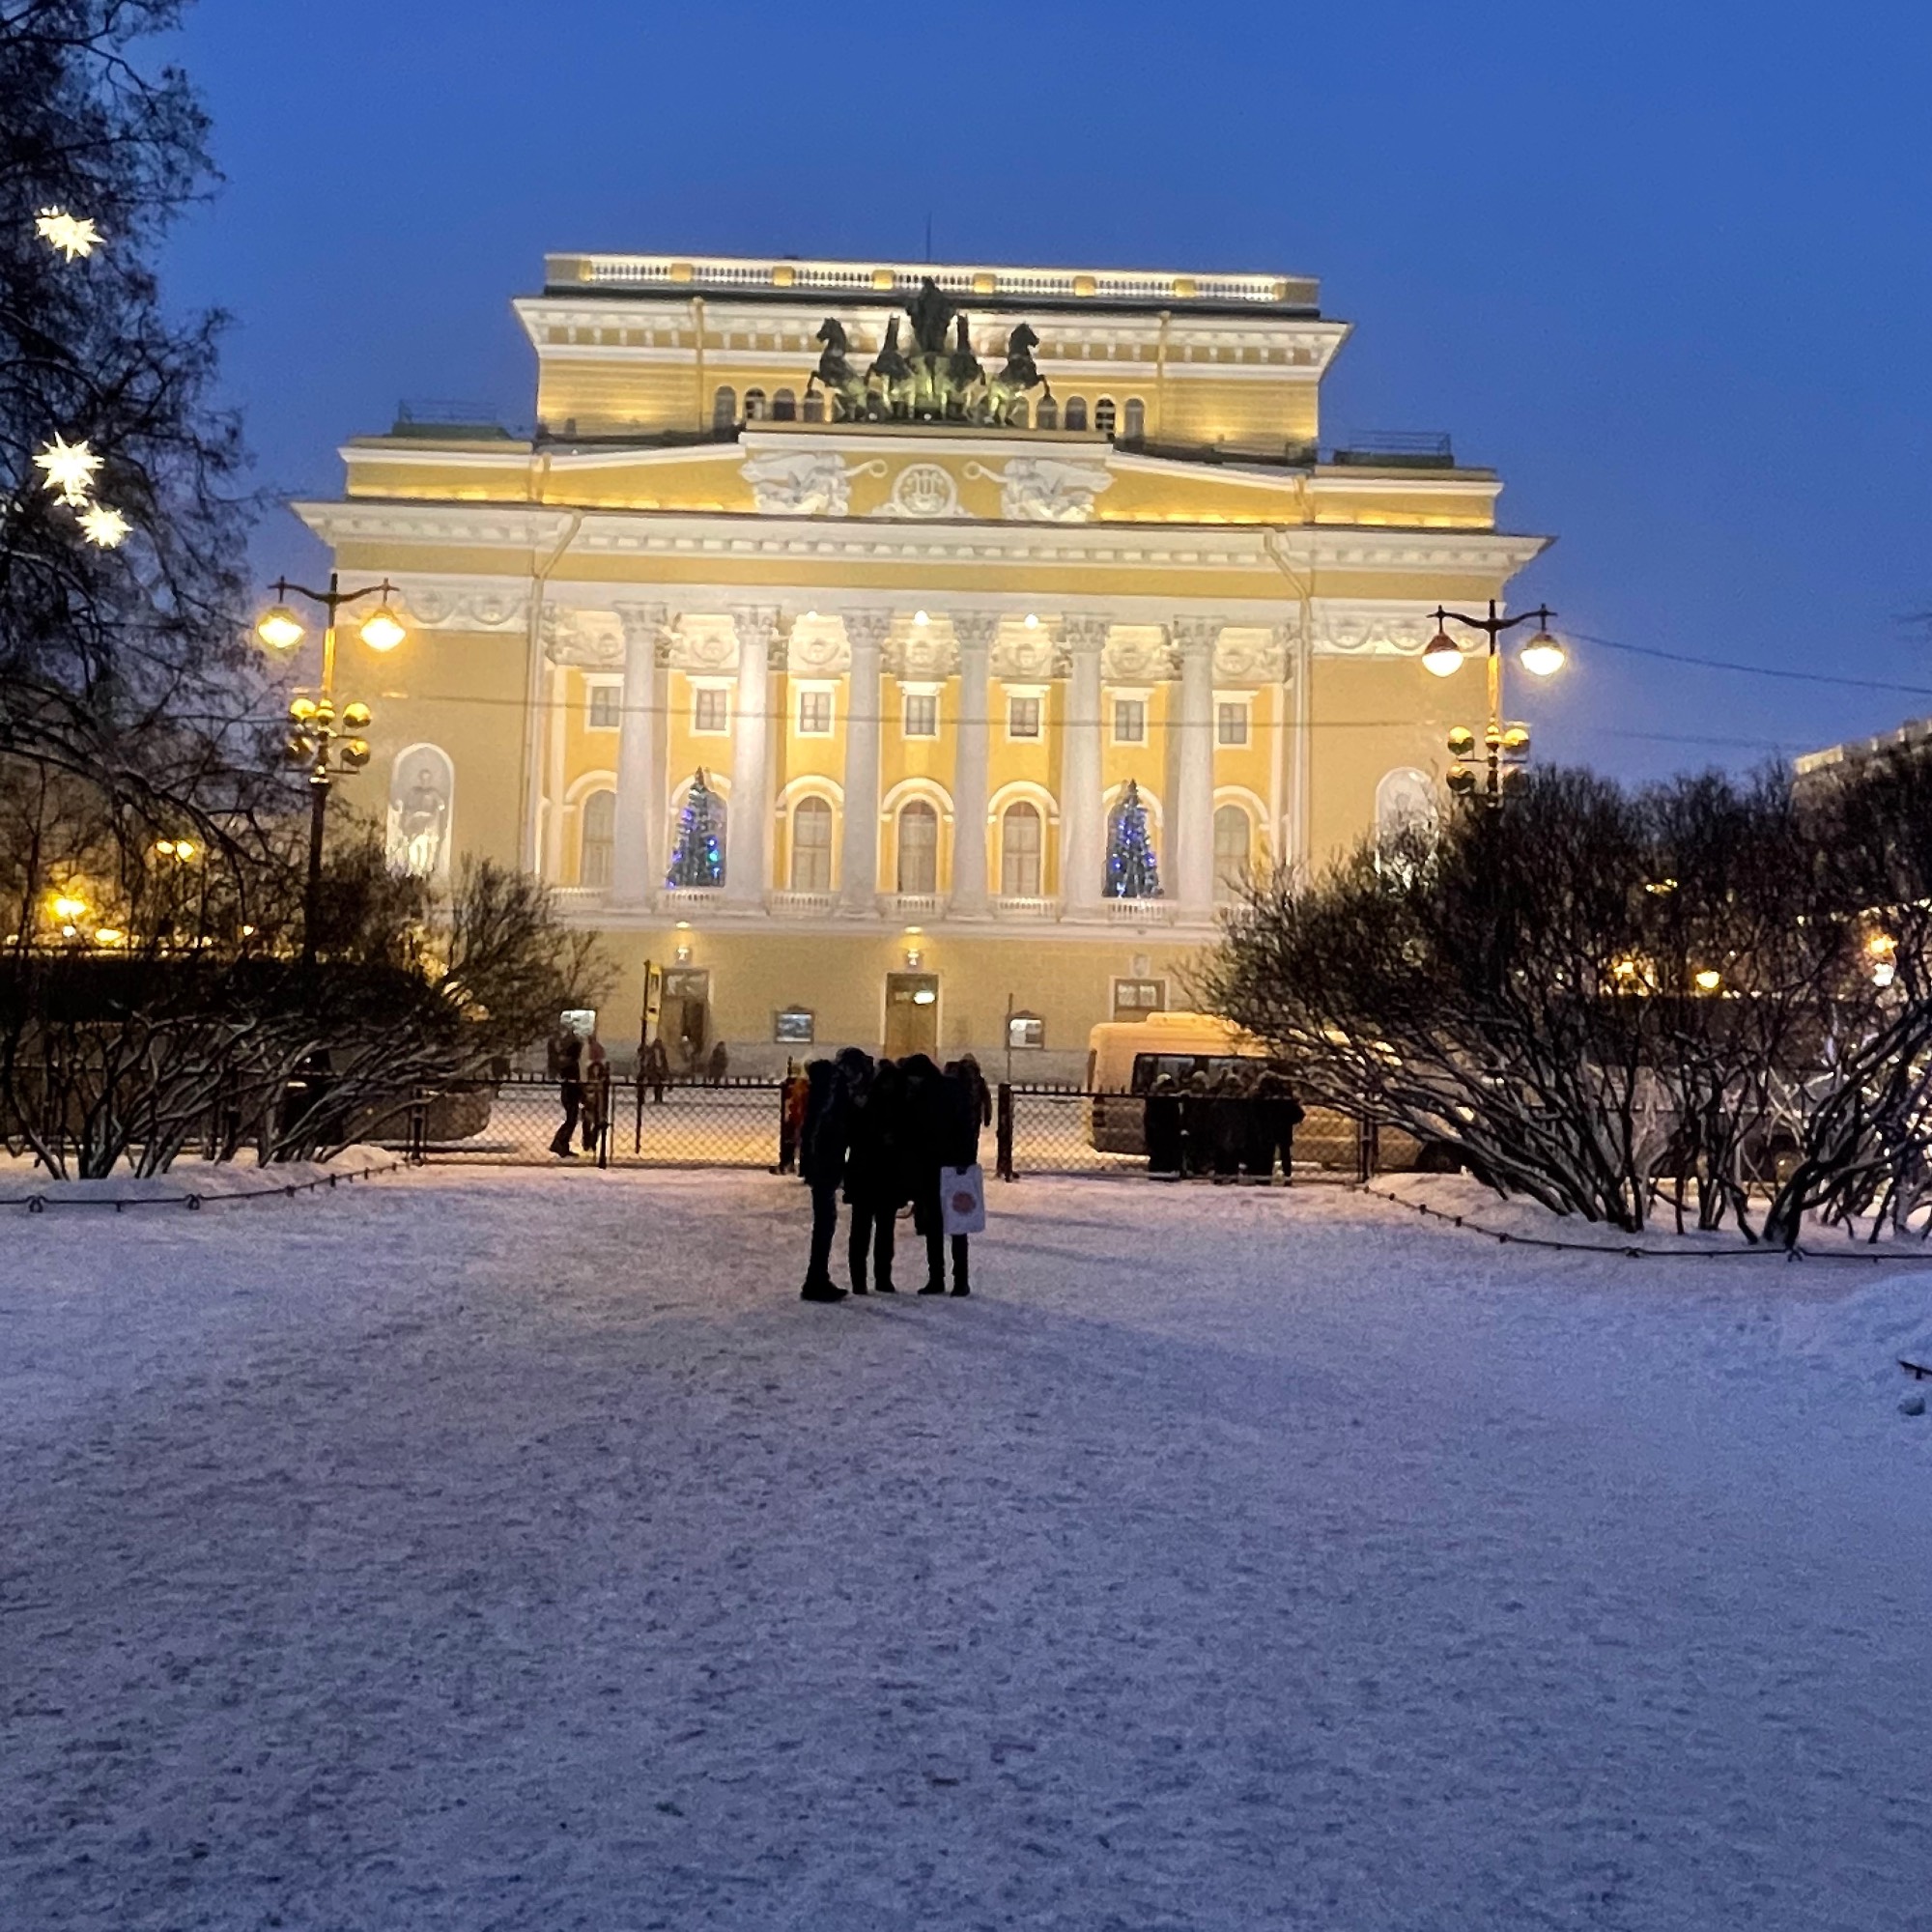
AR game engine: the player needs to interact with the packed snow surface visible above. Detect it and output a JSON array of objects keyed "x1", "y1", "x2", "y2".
[{"x1": 4, "y1": 1168, "x2": 1931, "y2": 1930}]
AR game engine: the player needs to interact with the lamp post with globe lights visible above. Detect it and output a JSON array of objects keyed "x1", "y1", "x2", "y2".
[
  {"x1": 254, "y1": 574, "x2": 407, "y2": 963},
  {"x1": 1420, "y1": 601, "x2": 1567, "y2": 806}
]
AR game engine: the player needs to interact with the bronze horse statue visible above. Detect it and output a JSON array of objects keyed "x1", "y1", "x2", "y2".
[
  {"x1": 806, "y1": 318, "x2": 868, "y2": 421},
  {"x1": 867, "y1": 315, "x2": 917, "y2": 419},
  {"x1": 982, "y1": 322, "x2": 1052, "y2": 425}
]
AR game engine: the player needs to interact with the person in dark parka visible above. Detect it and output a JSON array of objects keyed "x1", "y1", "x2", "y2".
[
  {"x1": 844, "y1": 1056, "x2": 907, "y2": 1293},
  {"x1": 931, "y1": 1059, "x2": 983, "y2": 1294},
  {"x1": 1144, "y1": 1074, "x2": 1182, "y2": 1179},
  {"x1": 1208, "y1": 1068, "x2": 1247, "y2": 1182},
  {"x1": 896, "y1": 1054, "x2": 954, "y2": 1294},
  {"x1": 799, "y1": 1050, "x2": 868, "y2": 1301},
  {"x1": 1255, "y1": 1068, "x2": 1307, "y2": 1184}
]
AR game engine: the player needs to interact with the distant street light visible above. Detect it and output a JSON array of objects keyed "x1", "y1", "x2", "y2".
[
  {"x1": 1421, "y1": 601, "x2": 1567, "y2": 806},
  {"x1": 254, "y1": 574, "x2": 407, "y2": 964}
]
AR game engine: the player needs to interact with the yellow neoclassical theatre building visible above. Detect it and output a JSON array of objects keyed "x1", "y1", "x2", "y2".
[{"x1": 296, "y1": 249, "x2": 1549, "y2": 1076}]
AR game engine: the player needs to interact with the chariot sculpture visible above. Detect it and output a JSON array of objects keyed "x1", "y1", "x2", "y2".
[{"x1": 804, "y1": 279, "x2": 1054, "y2": 427}]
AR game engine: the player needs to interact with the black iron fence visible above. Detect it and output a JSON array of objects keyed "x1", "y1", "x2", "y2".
[{"x1": 402, "y1": 1076, "x2": 1393, "y2": 1183}]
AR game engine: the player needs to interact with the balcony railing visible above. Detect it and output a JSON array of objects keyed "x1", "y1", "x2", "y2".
[
  {"x1": 768, "y1": 890, "x2": 838, "y2": 917},
  {"x1": 879, "y1": 893, "x2": 946, "y2": 923},
  {"x1": 992, "y1": 895, "x2": 1058, "y2": 922},
  {"x1": 1102, "y1": 896, "x2": 1179, "y2": 924},
  {"x1": 661, "y1": 887, "x2": 724, "y2": 915}
]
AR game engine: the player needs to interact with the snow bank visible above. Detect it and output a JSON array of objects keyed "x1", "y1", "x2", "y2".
[{"x1": 0, "y1": 1142, "x2": 402, "y2": 1208}]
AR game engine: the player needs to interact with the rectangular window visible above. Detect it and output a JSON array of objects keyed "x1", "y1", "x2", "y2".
[
  {"x1": 587, "y1": 681, "x2": 622, "y2": 731},
  {"x1": 903, "y1": 693, "x2": 938, "y2": 738},
  {"x1": 797, "y1": 689, "x2": 833, "y2": 736},
  {"x1": 1113, "y1": 698, "x2": 1147, "y2": 745},
  {"x1": 1216, "y1": 701, "x2": 1250, "y2": 747},
  {"x1": 1008, "y1": 695, "x2": 1041, "y2": 740},
  {"x1": 1112, "y1": 978, "x2": 1167, "y2": 1021},
  {"x1": 692, "y1": 688, "x2": 728, "y2": 734}
]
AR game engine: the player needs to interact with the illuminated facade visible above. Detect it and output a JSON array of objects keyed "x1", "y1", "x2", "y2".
[{"x1": 297, "y1": 251, "x2": 1548, "y2": 1073}]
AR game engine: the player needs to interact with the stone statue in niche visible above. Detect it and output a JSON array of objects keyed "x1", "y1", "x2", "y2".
[{"x1": 387, "y1": 746, "x2": 452, "y2": 879}]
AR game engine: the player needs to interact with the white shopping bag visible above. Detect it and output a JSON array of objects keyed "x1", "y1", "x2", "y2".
[{"x1": 939, "y1": 1163, "x2": 986, "y2": 1236}]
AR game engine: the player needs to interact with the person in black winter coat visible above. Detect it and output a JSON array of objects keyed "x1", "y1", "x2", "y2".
[
  {"x1": 935, "y1": 1059, "x2": 982, "y2": 1294},
  {"x1": 895, "y1": 1055, "x2": 954, "y2": 1294},
  {"x1": 1143, "y1": 1074, "x2": 1182, "y2": 1179},
  {"x1": 799, "y1": 1049, "x2": 869, "y2": 1301},
  {"x1": 844, "y1": 1057, "x2": 907, "y2": 1293}
]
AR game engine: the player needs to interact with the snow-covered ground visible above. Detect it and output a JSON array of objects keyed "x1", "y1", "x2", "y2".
[{"x1": 4, "y1": 1169, "x2": 1931, "y2": 1930}]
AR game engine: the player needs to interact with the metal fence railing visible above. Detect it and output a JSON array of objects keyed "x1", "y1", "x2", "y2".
[
  {"x1": 410, "y1": 1075, "x2": 789, "y2": 1169},
  {"x1": 404, "y1": 1077, "x2": 1399, "y2": 1182},
  {"x1": 995, "y1": 1087, "x2": 1377, "y2": 1182}
]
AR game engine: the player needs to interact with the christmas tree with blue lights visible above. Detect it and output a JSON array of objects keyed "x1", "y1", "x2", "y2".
[
  {"x1": 667, "y1": 769, "x2": 725, "y2": 888},
  {"x1": 1105, "y1": 780, "x2": 1161, "y2": 898}
]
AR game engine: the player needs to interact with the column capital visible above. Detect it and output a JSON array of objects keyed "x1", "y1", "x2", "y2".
[
  {"x1": 1171, "y1": 614, "x2": 1226, "y2": 659},
  {"x1": 1061, "y1": 614, "x2": 1110, "y2": 656},
  {"x1": 949, "y1": 611, "x2": 1001, "y2": 655},
  {"x1": 842, "y1": 609, "x2": 893, "y2": 656},
  {"x1": 613, "y1": 600, "x2": 669, "y2": 646}
]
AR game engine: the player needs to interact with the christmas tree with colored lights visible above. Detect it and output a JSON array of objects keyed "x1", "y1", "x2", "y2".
[
  {"x1": 1105, "y1": 780, "x2": 1161, "y2": 898},
  {"x1": 667, "y1": 769, "x2": 725, "y2": 888}
]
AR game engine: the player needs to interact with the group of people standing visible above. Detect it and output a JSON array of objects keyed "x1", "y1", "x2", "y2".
[
  {"x1": 794, "y1": 1050, "x2": 991, "y2": 1303},
  {"x1": 1143, "y1": 1065, "x2": 1306, "y2": 1183}
]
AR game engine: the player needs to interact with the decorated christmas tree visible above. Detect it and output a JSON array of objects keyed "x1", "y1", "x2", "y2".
[
  {"x1": 667, "y1": 769, "x2": 726, "y2": 888},
  {"x1": 1104, "y1": 780, "x2": 1161, "y2": 898}
]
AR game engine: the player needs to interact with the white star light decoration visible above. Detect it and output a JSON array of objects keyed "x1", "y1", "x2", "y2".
[
  {"x1": 34, "y1": 432, "x2": 100, "y2": 503},
  {"x1": 36, "y1": 208, "x2": 102, "y2": 261},
  {"x1": 28, "y1": 212, "x2": 131, "y2": 551},
  {"x1": 77, "y1": 503, "x2": 129, "y2": 549}
]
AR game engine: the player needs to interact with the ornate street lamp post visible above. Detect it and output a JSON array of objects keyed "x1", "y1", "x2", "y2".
[
  {"x1": 254, "y1": 574, "x2": 407, "y2": 962},
  {"x1": 1421, "y1": 601, "x2": 1567, "y2": 806}
]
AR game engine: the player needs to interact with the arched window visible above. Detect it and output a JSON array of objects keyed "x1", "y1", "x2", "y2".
[
  {"x1": 1122, "y1": 397, "x2": 1146, "y2": 442},
  {"x1": 1001, "y1": 802, "x2": 1042, "y2": 897},
  {"x1": 1213, "y1": 803, "x2": 1252, "y2": 902},
  {"x1": 897, "y1": 800, "x2": 939, "y2": 895},
  {"x1": 1094, "y1": 397, "x2": 1117, "y2": 438},
  {"x1": 772, "y1": 387, "x2": 797, "y2": 421},
  {"x1": 802, "y1": 389, "x2": 825, "y2": 422},
  {"x1": 1064, "y1": 396, "x2": 1089, "y2": 432},
  {"x1": 711, "y1": 386, "x2": 736, "y2": 431},
  {"x1": 790, "y1": 795, "x2": 834, "y2": 892},
  {"x1": 1036, "y1": 396, "x2": 1059, "y2": 430},
  {"x1": 743, "y1": 387, "x2": 768, "y2": 421},
  {"x1": 580, "y1": 787, "x2": 616, "y2": 889},
  {"x1": 1009, "y1": 398, "x2": 1030, "y2": 429}
]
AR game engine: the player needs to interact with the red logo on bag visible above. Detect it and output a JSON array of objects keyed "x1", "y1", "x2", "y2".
[{"x1": 952, "y1": 1189, "x2": 976, "y2": 1213}]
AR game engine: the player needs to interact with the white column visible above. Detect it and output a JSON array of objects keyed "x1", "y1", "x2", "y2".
[
  {"x1": 1060, "y1": 616, "x2": 1108, "y2": 911},
  {"x1": 948, "y1": 611, "x2": 998, "y2": 916},
  {"x1": 839, "y1": 610, "x2": 891, "y2": 913},
  {"x1": 724, "y1": 606, "x2": 779, "y2": 906},
  {"x1": 611, "y1": 602, "x2": 668, "y2": 905},
  {"x1": 1173, "y1": 615, "x2": 1220, "y2": 910}
]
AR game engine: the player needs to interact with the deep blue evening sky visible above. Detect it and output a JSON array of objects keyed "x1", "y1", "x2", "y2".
[{"x1": 160, "y1": 1, "x2": 1932, "y2": 780}]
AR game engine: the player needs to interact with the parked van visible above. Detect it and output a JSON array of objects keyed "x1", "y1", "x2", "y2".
[{"x1": 1086, "y1": 1011, "x2": 1269, "y2": 1153}]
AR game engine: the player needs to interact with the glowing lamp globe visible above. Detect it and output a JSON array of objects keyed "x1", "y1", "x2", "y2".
[
  {"x1": 1422, "y1": 630, "x2": 1463, "y2": 677},
  {"x1": 1519, "y1": 630, "x2": 1566, "y2": 677},
  {"x1": 256, "y1": 606, "x2": 304, "y2": 652},
  {"x1": 1445, "y1": 764, "x2": 1477, "y2": 796},
  {"x1": 1693, "y1": 968, "x2": 1722, "y2": 993},
  {"x1": 341, "y1": 702, "x2": 373, "y2": 729},
  {"x1": 357, "y1": 605, "x2": 407, "y2": 653}
]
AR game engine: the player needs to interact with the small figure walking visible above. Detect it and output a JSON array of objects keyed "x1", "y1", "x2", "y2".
[
  {"x1": 581, "y1": 1031, "x2": 610, "y2": 1156},
  {"x1": 779, "y1": 1060, "x2": 810, "y2": 1175},
  {"x1": 640, "y1": 1036, "x2": 669, "y2": 1105},
  {"x1": 548, "y1": 1026, "x2": 584, "y2": 1158},
  {"x1": 706, "y1": 1039, "x2": 730, "y2": 1087}
]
